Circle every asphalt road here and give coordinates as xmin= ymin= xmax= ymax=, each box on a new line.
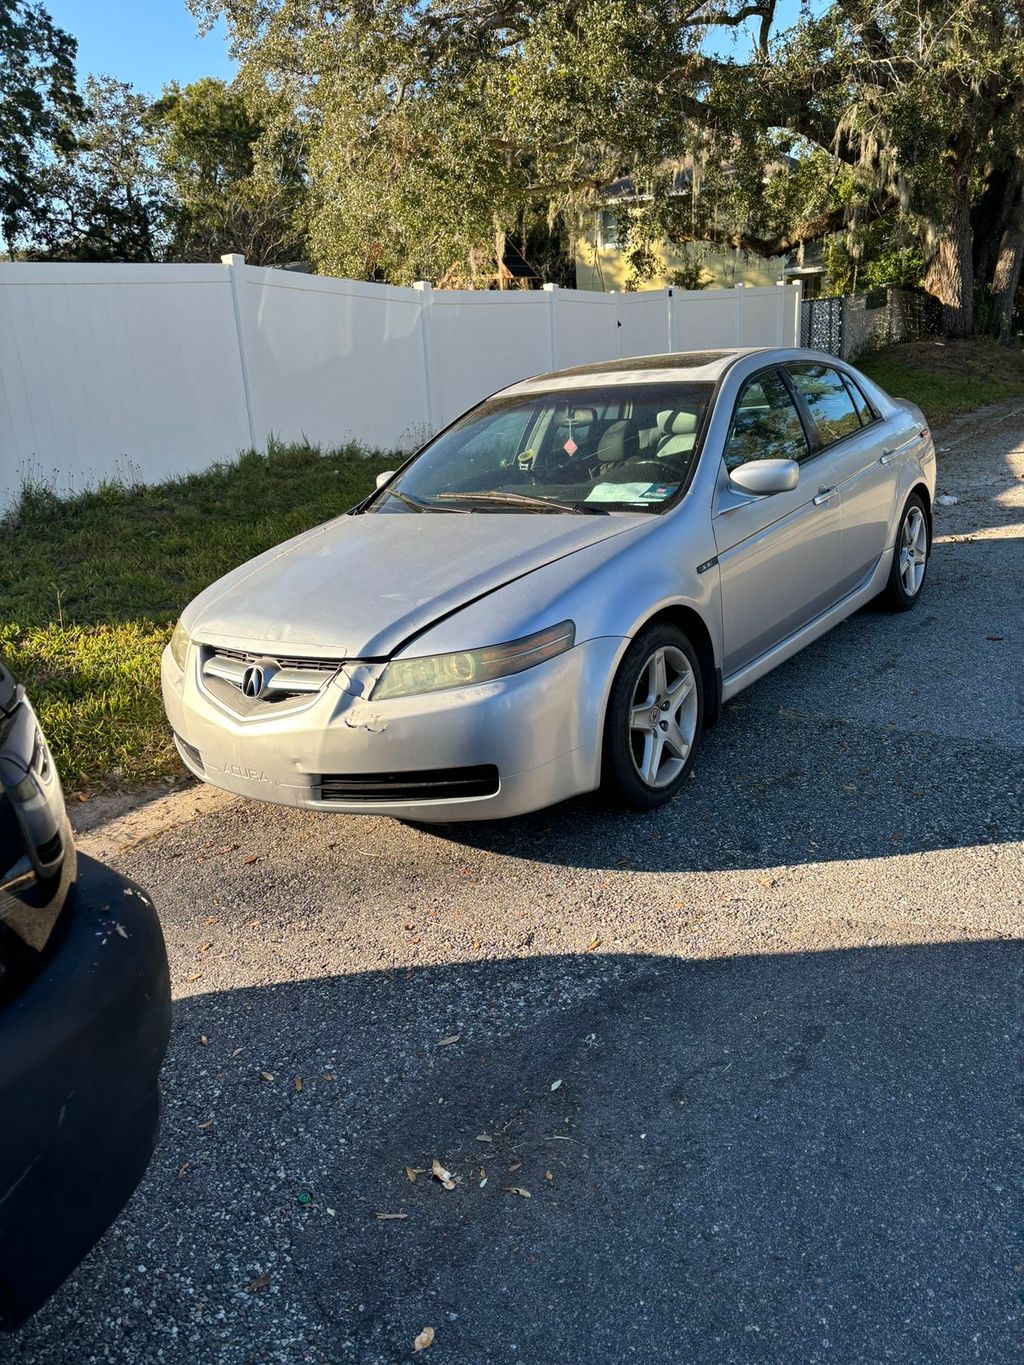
xmin=10 ymin=401 xmax=1023 ymax=1365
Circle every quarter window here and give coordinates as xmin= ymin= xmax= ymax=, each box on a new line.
xmin=787 ymin=364 xmax=862 ymax=446
xmin=724 ymin=370 xmax=810 ymax=470
xmin=841 ymin=372 xmax=876 ymax=426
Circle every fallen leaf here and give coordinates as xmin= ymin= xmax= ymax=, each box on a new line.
xmin=479 ymin=1176 xmax=488 ymax=1188
xmin=199 ymin=1034 xmax=209 ymax=1046
xmin=322 ymin=1072 xmax=335 ymax=1082
xmin=243 ymin=854 xmax=260 ymax=864
xmin=260 ymin=1071 xmax=275 ymax=1083
xmin=413 ymin=1326 xmax=435 ymax=1352
xmin=114 ymin=923 xmax=129 ymax=939
xmin=197 ymin=1118 xmax=214 ymax=1130
xmin=376 ymin=1211 xmax=409 ymax=1220
xmin=504 ymin=1186 xmax=531 ymax=1198
xmin=545 ymin=1170 xmax=554 ymax=1182
xmin=246 ymin=1272 xmax=271 ymax=1293
xmin=437 ymin=1034 xmax=461 ymax=1047
xmin=177 ymin=1162 xmax=190 ymax=1180
xmin=293 ymin=1076 xmax=303 ymax=1093
xmin=508 ymin=1161 xmax=522 ymax=1173
xmin=231 ymin=1047 xmax=244 ymax=1057
xmin=585 ymin=937 xmax=602 ymax=952
xmin=550 ymin=1079 xmax=562 ymax=1091
xmin=475 ymin=1134 xmax=492 ymax=1143
xmin=405 ymin=1166 xmax=425 ymax=1183
xmin=431 ymin=1158 xmax=456 ymax=1190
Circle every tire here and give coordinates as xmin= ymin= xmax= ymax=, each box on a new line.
xmin=880 ymin=492 xmax=930 ymax=611
xmin=601 ymin=623 xmax=704 ymax=811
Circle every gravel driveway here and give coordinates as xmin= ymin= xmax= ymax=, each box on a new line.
xmin=10 ymin=400 xmax=1023 ymax=1364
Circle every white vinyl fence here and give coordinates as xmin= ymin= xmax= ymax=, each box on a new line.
xmin=0 ymin=254 xmax=801 ymax=509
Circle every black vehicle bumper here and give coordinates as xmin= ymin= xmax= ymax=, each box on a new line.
xmin=0 ymin=854 xmax=170 ymax=1330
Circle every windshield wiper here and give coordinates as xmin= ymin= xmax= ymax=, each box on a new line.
xmin=379 ymin=486 xmax=430 ymax=512
xmin=434 ymin=490 xmax=608 ymax=515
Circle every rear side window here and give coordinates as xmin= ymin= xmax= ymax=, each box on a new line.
xmin=787 ymin=364 xmax=861 ymax=446
xmin=841 ymin=372 xmax=876 ymax=426
xmin=724 ymin=370 xmax=810 ymax=469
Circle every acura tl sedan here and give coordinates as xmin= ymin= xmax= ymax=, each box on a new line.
xmin=162 ymin=347 xmax=935 ymax=821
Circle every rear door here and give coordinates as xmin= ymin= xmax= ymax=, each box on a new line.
xmin=712 ymin=367 xmax=844 ymax=676
xmin=785 ymin=362 xmax=899 ymax=595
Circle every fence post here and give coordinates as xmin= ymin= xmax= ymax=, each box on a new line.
xmin=734 ymin=281 xmax=746 ymax=346
xmin=666 ymin=287 xmax=676 ymax=351
xmin=542 ymin=282 xmax=558 ymax=368
xmin=412 ymin=280 xmax=435 ymax=434
xmin=222 ymin=253 xmax=258 ymax=451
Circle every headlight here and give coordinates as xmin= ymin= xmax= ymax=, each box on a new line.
xmin=169 ymin=619 xmax=190 ymax=671
xmin=372 ymin=621 xmax=575 ymax=701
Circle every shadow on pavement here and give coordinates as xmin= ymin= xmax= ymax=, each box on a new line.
xmin=14 ymin=939 xmax=1020 ymax=1363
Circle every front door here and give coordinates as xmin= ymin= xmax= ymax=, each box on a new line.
xmin=712 ymin=367 xmax=844 ymax=677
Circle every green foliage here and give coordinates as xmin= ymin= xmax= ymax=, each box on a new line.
xmin=0 ymin=0 xmax=82 ymax=253
xmin=26 ymin=75 xmax=164 ymax=261
xmin=822 ymin=217 xmax=926 ymax=296
xmin=0 ymin=440 xmax=394 ymax=790
xmin=150 ymin=77 xmax=306 ymax=265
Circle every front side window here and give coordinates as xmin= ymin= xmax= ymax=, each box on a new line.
xmin=375 ymin=381 xmax=713 ymax=514
xmin=787 ymin=363 xmax=862 ymax=446
xmin=724 ymin=370 xmax=809 ymax=470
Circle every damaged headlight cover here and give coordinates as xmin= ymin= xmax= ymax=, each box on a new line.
xmin=372 ymin=621 xmax=575 ymax=701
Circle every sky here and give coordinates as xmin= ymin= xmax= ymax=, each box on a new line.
xmin=45 ymin=0 xmax=236 ymax=97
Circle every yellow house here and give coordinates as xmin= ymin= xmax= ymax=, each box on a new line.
xmin=574 ymin=162 xmax=803 ymax=292
xmin=576 ymin=207 xmax=791 ymax=292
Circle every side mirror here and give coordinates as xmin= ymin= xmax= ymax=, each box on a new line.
xmin=375 ymin=470 xmax=397 ymax=489
xmin=728 ymin=458 xmax=799 ymax=497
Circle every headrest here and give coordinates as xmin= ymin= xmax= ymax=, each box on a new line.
xmin=657 ymin=409 xmax=699 ymax=435
xmin=595 ymin=420 xmax=638 ymax=465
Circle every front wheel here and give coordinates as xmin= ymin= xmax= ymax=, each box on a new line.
xmin=880 ymin=493 xmax=930 ymax=611
xmin=601 ymin=624 xmax=703 ymax=811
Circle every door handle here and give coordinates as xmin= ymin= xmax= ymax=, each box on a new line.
xmin=879 ymin=449 xmax=896 ymax=464
xmin=813 ymin=486 xmax=836 ymax=506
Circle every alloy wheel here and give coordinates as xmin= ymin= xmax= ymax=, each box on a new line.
xmin=899 ymin=506 xmax=928 ymax=597
xmin=628 ymin=645 xmax=699 ymax=789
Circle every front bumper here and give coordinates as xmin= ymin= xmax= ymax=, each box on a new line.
xmin=162 ymin=636 xmax=626 ymax=821
xmin=0 ymin=856 xmax=170 ymax=1330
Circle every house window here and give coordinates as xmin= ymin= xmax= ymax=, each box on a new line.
xmin=599 ymin=210 xmax=621 ymax=249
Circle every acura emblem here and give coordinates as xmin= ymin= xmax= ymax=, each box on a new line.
xmin=241 ymin=664 xmax=266 ymax=699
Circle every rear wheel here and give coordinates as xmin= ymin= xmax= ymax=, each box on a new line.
xmin=601 ymin=624 xmax=703 ymax=810
xmin=880 ymin=493 xmax=930 ymax=610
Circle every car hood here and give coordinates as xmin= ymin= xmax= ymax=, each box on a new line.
xmin=183 ymin=511 xmax=643 ymax=657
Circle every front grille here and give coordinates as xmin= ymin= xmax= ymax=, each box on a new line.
xmin=318 ymin=766 xmax=499 ymax=803
xmin=199 ymin=645 xmax=343 ymax=717
xmin=206 ymin=646 xmax=346 ymax=672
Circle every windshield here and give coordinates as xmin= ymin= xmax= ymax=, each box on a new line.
xmin=373 ymin=381 xmax=714 ymax=514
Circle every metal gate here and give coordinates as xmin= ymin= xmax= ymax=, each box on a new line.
xmin=800 ymin=296 xmax=845 ymax=357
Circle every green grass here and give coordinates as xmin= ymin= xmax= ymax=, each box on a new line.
xmin=860 ymin=338 xmax=1024 ymax=428
xmin=0 ymin=440 xmax=394 ymax=793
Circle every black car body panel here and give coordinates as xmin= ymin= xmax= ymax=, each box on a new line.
xmin=0 ymin=659 xmax=170 ymax=1330
xmin=0 ymin=855 xmax=171 ymax=1329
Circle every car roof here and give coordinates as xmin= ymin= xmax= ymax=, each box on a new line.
xmin=501 ymin=347 xmax=761 ymax=396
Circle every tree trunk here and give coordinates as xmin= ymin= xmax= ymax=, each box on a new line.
xmin=924 ymin=141 xmax=975 ymax=339
xmin=991 ymin=164 xmax=1024 ymax=344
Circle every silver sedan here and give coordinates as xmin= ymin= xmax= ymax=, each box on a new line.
xmin=162 ymin=347 xmax=935 ymax=821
